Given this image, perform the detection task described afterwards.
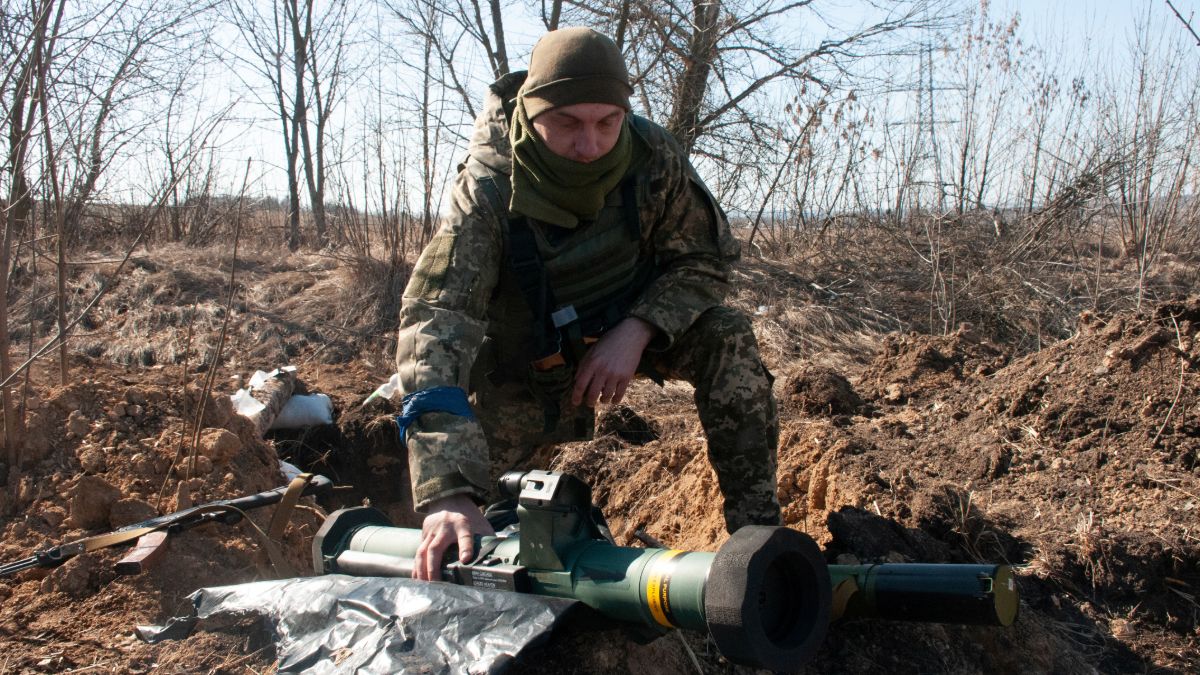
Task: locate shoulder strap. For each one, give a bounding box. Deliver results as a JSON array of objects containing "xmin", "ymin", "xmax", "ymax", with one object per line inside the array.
[
  {"xmin": 474, "ymin": 173, "xmax": 509, "ymax": 221},
  {"xmin": 475, "ymin": 173, "xmax": 558, "ymax": 359},
  {"xmin": 620, "ymin": 177, "xmax": 640, "ymax": 241}
]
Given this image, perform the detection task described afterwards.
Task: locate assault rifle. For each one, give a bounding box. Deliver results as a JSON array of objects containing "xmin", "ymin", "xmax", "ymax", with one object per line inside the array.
[
  {"xmin": 1, "ymin": 474, "xmax": 332, "ymax": 578},
  {"xmin": 313, "ymin": 470, "xmax": 1018, "ymax": 671}
]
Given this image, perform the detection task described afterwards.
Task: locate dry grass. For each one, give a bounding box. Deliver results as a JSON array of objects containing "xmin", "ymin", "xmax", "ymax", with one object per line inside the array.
[
  {"xmin": 737, "ymin": 206, "xmax": 1196, "ymax": 367},
  {"xmin": 2, "ymin": 194, "xmax": 1190, "ymax": 384}
]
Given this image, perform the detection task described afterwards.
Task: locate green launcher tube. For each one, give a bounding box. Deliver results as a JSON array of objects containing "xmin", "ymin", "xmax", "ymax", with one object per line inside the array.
[
  {"xmin": 313, "ymin": 469, "xmax": 833, "ymax": 673},
  {"xmin": 311, "ymin": 471, "xmax": 1018, "ymax": 670},
  {"xmin": 337, "ymin": 522, "xmax": 717, "ymax": 632},
  {"xmin": 829, "ymin": 563, "xmax": 1018, "ymax": 626}
]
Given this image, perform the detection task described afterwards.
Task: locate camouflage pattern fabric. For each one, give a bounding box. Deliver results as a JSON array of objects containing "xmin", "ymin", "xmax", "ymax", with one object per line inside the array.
[
  {"xmin": 396, "ymin": 71, "xmax": 779, "ymax": 531},
  {"xmin": 247, "ymin": 369, "xmax": 296, "ymax": 438},
  {"xmin": 472, "ymin": 306, "xmax": 781, "ymax": 532}
]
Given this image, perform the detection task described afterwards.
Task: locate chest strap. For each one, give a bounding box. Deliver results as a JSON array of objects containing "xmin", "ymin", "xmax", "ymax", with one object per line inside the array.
[{"xmin": 476, "ymin": 173, "xmax": 646, "ymax": 434}]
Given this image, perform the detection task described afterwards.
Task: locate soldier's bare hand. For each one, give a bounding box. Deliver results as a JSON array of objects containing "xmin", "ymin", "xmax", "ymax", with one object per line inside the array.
[
  {"xmin": 413, "ymin": 494, "xmax": 494, "ymax": 581},
  {"xmin": 572, "ymin": 317, "xmax": 657, "ymax": 408}
]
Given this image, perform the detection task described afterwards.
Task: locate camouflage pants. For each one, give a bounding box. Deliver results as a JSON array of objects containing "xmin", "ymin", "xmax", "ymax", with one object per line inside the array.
[{"xmin": 470, "ymin": 305, "xmax": 781, "ymax": 532}]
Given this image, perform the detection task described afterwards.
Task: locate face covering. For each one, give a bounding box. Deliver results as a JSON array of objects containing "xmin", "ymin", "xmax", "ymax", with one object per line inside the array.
[{"xmin": 508, "ymin": 98, "xmax": 635, "ymax": 229}]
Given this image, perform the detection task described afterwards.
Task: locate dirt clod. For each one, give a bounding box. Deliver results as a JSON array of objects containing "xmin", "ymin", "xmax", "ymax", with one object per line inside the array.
[
  {"xmin": 784, "ymin": 364, "xmax": 864, "ymax": 416},
  {"xmin": 69, "ymin": 475, "xmax": 122, "ymax": 529},
  {"xmin": 596, "ymin": 405, "xmax": 659, "ymax": 444},
  {"xmin": 198, "ymin": 428, "xmax": 242, "ymax": 466},
  {"xmin": 109, "ymin": 498, "xmax": 159, "ymax": 528}
]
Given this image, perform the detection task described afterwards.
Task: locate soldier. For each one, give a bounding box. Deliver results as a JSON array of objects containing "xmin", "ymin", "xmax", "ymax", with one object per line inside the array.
[{"xmin": 396, "ymin": 27, "xmax": 781, "ymax": 580}]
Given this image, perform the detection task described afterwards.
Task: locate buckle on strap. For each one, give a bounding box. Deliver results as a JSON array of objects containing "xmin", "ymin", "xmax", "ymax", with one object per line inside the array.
[
  {"xmin": 531, "ymin": 351, "xmax": 566, "ymax": 372},
  {"xmin": 551, "ymin": 305, "xmax": 578, "ymax": 328},
  {"xmin": 530, "ymin": 334, "xmax": 602, "ymax": 372}
]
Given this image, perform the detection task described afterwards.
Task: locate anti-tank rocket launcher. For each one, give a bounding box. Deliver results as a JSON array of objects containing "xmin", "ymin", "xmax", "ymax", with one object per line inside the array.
[{"xmin": 313, "ymin": 470, "xmax": 1018, "ymax": 671}]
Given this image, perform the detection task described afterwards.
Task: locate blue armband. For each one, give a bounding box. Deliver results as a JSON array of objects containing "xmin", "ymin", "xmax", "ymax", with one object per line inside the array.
[{"xmin": 394, "ymin": 386, "xmax": 475, "ymax": 446}]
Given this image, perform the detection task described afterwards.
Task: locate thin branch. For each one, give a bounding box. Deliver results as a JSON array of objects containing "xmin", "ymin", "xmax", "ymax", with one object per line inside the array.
[
  {"xmin": 186, "ymin": 158, "xmax": 251, "ymax": 480},
  {"xmin": 1166, "ymin": 0, "xmax": 1200, "ymax": 46},
  {"xmin": 0, "ymin": 119, "xmax": 219, "ymax": 392},
  {"xmin": 1149, "ymin": 315, "xmax": 1187, "ymax": 448}
]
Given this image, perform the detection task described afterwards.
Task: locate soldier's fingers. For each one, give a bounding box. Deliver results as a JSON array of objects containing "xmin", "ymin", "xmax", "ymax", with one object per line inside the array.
[
  {"xmin": 416, "ymin": 535, "xmax": 436, "ymax": 580},
  {"xmin": 415, "ymin": 521, "xmax": 434, "ymax": 579},
  {"xmin": 424, "ymin": 531, "xmax": 452, "ymax": 580},
  {"xmin": 612, "ymin": 378, "xmax": 630, "ymax": 405},
  {"xmin": 412, "ymin": 540, "xmax": 429, "ymax": 579},
  {"xmin": 418, "ymin": 551, "xmax": 433, "ymax": 581},
  {"xmin": 418, "ymin": 523, "xmax": 453, "ymax": 580},
  {"xmin": 572, "ymin": 360, "xmax": 598, "ymax": 407},
  {"xmin": 585, "ymin": 373, "xmax": 608, "ymax": 407},
  {"xmin": 456, "ymin": 524, "xmax": 475, "ymax": 564},
  {"xmin": 414, "ymin": 540, "xmax": 434, "ymax": 580}
]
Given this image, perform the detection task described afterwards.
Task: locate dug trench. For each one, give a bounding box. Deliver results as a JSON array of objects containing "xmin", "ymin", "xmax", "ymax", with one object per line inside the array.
[{"xmin": 0, "ymin": 247, "xmax": 1196, "ymax": 672}]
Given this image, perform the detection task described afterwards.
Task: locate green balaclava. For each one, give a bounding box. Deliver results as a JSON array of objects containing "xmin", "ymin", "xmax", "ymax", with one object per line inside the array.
[{"xmin": 509, "ymin": 27, "xmax": 646, "ymax": 228}]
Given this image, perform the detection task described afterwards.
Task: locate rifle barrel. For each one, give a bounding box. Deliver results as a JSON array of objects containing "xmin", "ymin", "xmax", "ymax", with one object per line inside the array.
[{"xmin": 0, "ymin": 556, "xmax": 41, "ymax": 577}]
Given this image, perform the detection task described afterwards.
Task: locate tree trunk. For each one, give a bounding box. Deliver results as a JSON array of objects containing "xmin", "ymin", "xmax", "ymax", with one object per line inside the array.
[
  {"xmin": 0, "ymin": 0, "xmax": 57, "ymax": 463},
  {"xmin": 488, "ymin": 0, "xmax": 508, "ymax": 75},
  {"xmin": 290, "ymin": 0, "xmax": 326, "ymax": 245},
  {"xmin": 666, "ymin": 1, "xmax": 721, "ymax": 155}
]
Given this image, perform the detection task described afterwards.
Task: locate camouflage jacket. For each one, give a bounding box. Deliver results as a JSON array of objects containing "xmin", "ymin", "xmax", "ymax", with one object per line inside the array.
[{"xmin": 396, "ymin": 71, "xmax": 740, "ymax": 510}]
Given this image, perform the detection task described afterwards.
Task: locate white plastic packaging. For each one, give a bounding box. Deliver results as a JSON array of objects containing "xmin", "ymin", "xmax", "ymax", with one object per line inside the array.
[
  {"xmin": 231, "ymin": 366, "xmax": 299, "ymax": 417},
  {"xmin": 269, "ymin": 393, "xmax": 334, "ymax": 430},
  {"xmin": 362, "ymin": 373, "xmax": 400, "ymax": 406}
]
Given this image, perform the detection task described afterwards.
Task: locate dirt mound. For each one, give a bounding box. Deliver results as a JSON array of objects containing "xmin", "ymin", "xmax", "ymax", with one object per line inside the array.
[
  {"xmin": 858, "ymin": 324, "xmax": 1011, "ymax": 404},
  {"xmin": 0, "ymin": 359, "xmax": 707, "ymax": 673},
  {"xmin": 802, "ymin": 296, "xmax": 1197, "ymax": 671},
  {"xmin": 548, "ymin": 296, "xmax": 1198, "ymax": 672},
  {"xmin": 0, "ymin": 364, "xmax": 327, "ymax": 672},
  {"xmin": 54, "ymin": 246, "xmax": 373, "ymax": 370},
  {"xmin": 783, "ymin": 364, "xmax": 865, "ymax": 418}
]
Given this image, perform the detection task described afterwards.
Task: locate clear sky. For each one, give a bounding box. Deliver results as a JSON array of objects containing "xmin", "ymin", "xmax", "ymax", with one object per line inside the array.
[{"xmin": 998, "ymin": 0, "xmax": 1194, "ymax": 64}]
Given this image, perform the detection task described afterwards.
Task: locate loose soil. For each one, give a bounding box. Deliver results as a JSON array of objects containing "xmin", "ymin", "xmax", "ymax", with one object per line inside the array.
[{"xmin": 0, "ymin": 245, "xmax": 1196, "ymax": 673}]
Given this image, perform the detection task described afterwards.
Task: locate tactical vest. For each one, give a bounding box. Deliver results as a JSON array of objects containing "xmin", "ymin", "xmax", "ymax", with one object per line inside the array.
[{"xmin": 476, "ymin": 170, "xmax": 654, "ymax": 368}]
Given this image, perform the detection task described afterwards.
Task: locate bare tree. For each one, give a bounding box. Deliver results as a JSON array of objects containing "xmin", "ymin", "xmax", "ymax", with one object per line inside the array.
[
  {"xmin": 228, "ymin": 0, "xmax": 357, "ymax": 249},
  {"xmin": 556, "ymin": 0, "xmax": 944, "ymax": 167},
  {"xmin": 941, "ymin": 5, "xmax": 1024, "ymax": 215},
  {"xmin": 290, "ymin": 0, "xmax": 358, "ymax": 245},
  {"xmin": 228, "ymin": 0, "xmax": 303, "ymax": 249},
  {"xmin": 1, "ymin": 0, "xmax": 214, "ymax": 461},
  {"xmin": 1100, "ymin": 6, "xmax": 1200, "ymax": 305},
  {"xmin": 468, "ymin": 0, "xmax": 510, "ymax": 78},
  {"xmin": 383, "ymin": 0, "xmax": 483, "ymax": 244},
  {"xmin": 1, "ymin": 0, "xmax": 61, "ymax": 461},
  {"xmin": 541, "ymin": 0, "xmax": 563, "ymax": 30}
]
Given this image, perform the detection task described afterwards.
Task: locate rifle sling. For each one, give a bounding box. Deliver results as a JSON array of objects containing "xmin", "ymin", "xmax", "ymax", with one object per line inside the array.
[
  {"xmin": 267, "ymin": 473, "xmax": 316, "ymax": 542},
  {"xmin": 64, "ymin": 503, "xmax": 253, "ymax": 558}
]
